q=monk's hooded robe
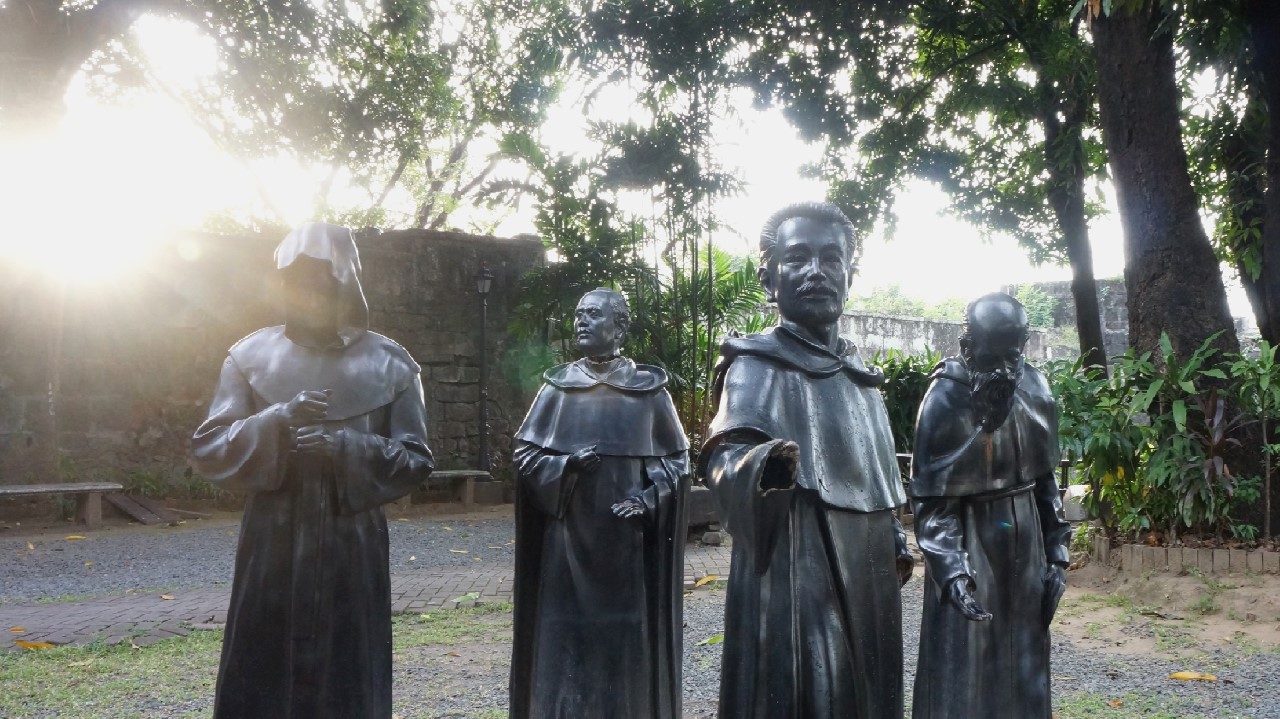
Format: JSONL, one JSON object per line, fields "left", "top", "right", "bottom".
{"left": 510, "top": 356, "right": 689, "bottom": 719}
{"left": 909, "top": 358, "right": 1070, "bottom": 719}
{"left": 192, "top": 223, "right": 434, "bottom": 719}
{"left": 700, "top": 325, "right": 908, "bottom": 719}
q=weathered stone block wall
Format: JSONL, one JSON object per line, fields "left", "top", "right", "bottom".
{"left": 838, "top": 311, "right": 1049, "bottom": 361}
{"left": 0, "top": 229, "right": 544, "bottom": 487}
{"left": 1009, "top": 279, "right": 1130, "bottom": 361}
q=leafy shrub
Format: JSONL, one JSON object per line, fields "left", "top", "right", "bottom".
{"left": 873, "top": 347, "right": 942, "bottom": 453}
{"left": 1048, "top": 331, "right": 1273, "bottom": 542}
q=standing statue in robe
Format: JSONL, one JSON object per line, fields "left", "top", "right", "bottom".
{"left": 192, "top": 223, "right": 434, "bottom": 719}
{"left": 510, "top": 288, "right": 690, "bottom": 719}
{"left": 701, "top": 202, "right": 912, "bottom": 719}
{"left": 909, "top": 292, "right": 1071, "bottom": 719}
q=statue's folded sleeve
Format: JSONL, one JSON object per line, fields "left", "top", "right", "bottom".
{"left": 191, "top": 357, "right": 290, "bottom": 493}
{"left": 334, "top": 376, "right": 435, "bottom": 515}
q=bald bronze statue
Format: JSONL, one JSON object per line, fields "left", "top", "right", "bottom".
{"left": 510, "top": 288, "right": 690, "bottom": 719}
{"left": 909, "top": 292, "right": 1070, "bottom": 719}
{"left": 701, "top": 202, "right": 911, "bottom": 718}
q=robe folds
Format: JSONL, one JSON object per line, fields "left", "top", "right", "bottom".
{"left": 192, "top": 333, "right": 433, "bottom": 717}
{"left": 909, "top": 358, "right": 1071, "bottom": 719}
{"left": 700, "top": 326, "right": 908, "bottom": 719}
{"left": 510, "top": 356, "right": 690, "bottom": 719}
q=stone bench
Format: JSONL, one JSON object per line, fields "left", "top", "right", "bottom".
{"left": 0, "top": 482, "right": 124, "bottom": 527}
{"left": 391, "top": 470, "right": 494, "bottom": 510}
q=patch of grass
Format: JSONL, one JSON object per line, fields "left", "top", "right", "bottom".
{"left": 1152, "top": 623, "right": 1200, "bottom": 653}
{"left": 1, "top": 604, "right": 518, "bottom": 719}
{"left": 0, "top": 629, "right": 222, "bottom": 719}
{"left": 1055, "top": 691, "right": 1203, "bottom": 718}
{"left": 393, "top": 602, "right": 513, "bottom": 650}
{"left": 1084, "top": 622, "right": 1104, "bottom": 640}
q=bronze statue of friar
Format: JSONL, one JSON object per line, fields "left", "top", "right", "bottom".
{"left": 909, "top": 291, "right": 1071, "bottom": 719}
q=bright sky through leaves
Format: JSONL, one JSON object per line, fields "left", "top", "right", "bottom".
{"left": 0, "top": 13, "right": 1251, "bottom": 319}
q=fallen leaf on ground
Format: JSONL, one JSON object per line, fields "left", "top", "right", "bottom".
{"left": 443, "top": 527, "right": 453, "bottom": 531}
{"left": 63, "top": 535, "right": 86, "bottom": 541}
{"left": 449, "top": 549, "right": 467, "bottom": 554}
{"left": 1169, "top": 671, "right": 1217, "bottom": 682}
{"left": 694, "top": 575, "right": 719, "bottom": 588}
{"left": 9, "top": 627, "right": 25, "bottom": 633}
{"left": 160, "top": 594, "right": 175, "bottom": 601}
{"left": 1108, "top": 699, "right": 1123, "bottom": 708}
{"left": 395, "top": 518, "right": 408, "bottom": 522}
{"left": 26, "top": 542, "right": 34, "bottom": 550}
{"left": 697, "top": 634, "right": 724, "bottom": 646}
{"left": 451, "top": 592, "right": 481, "bottom": 604}
{"left": 444, "top": 651, "right": 460, "bottom": 657}
{"left": 15, "top": 640, "right": 54, "bottom": 650}
{"left": 84, "top": 561, "right": 94, "bottom": 567}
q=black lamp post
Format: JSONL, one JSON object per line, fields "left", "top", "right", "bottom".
{"left": 473, "top": 264, "right": 494, "bottom": 473}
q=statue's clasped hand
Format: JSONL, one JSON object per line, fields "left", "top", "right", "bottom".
{"left": 611, "top": 496, "right": 647, "bottom": 521}
{"left": 284, "top": 389, "right": 331, "bottom": 427}
{"left": 947, "top": 576, "right": 993, "bottom": 622}
{"left": 284, "top": 390, "right": 336, "bottom": 457}
{"left": 567, "top": 445, "right": 601, "bottom": 475}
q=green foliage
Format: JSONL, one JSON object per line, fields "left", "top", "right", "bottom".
{"left": 1013, "top": 284, "right": 1058, "bottom": 328}
{"left": 873, "top": 348, "right": 942, "bottom": 452}
{"left": 847, "top": 286, "right": 967, "bottom": 322}
{"left": 1048, "top": 331, "right": 1272, "bottom": 541}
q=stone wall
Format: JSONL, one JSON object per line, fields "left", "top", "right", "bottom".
{"left": 1008, "top": 279, "right": 1130, "bottom": 361}
{"left": 0, "top": 229, "right": 545, "bottom": 488}
{"left": 837, "top": 311, "right": 1049, "bottom": 361}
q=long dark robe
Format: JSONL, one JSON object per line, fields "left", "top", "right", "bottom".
{"left": 909, "top": 359, "right": 1071, "bottom": 719}
{"left": 510, "top": 357, "right": 689, "bottom": 719}
{"left": 700, "top": 326, "right": 908, "bottom": 719}
{"left": 191, "top": 223, "right": 433, "bottom": 719}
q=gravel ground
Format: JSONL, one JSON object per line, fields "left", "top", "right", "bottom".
{"left": 0, "top": 508, "right": 516, "bottom": 604}
{"left": 4, "top": 511, "right": 1279, "bottom": 717}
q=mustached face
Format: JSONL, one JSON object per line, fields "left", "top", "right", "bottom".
{"left": 762, "top": 217, "right": 850, "bottom": 334}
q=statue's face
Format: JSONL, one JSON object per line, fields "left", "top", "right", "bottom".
{"left": 282, "top": 256, "right": 340, "bottom": 335}
{"left": 763, "top": 217, "right": 850, "bottom": 332}
{"left": 574, "top": 292, "right": 623, "bottom": 358}
{"left": 962, "top": 304, "right": 1027, "bottom": 432}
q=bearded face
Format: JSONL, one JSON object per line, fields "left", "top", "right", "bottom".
{"left": 969, "top": 364, "right": 1021, "bottom": 432}
{"left": 963, "top": 336, "right": 1025, "bottom": 433}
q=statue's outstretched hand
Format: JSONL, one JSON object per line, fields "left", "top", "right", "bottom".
{"left": 761, "top": 440, "right": 800, "bottom": 491}
{"left": 568, "top": 445, "right": 601, "bottom": 475}
{"left": 947, "top": 576, "right": 993, "bottom": 621}
{"left": 611, "top": 496, "right": 647, "bottom": 521}
{"left": 284, "top": 390, "right": 330, "bottom": 427}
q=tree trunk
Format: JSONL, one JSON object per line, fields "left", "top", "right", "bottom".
{"left": 1092, "top": 4, "right": 1239, "bottom": 360}
{"left": 1041, "top": 107, "right": 1108, "bottom": 373}
{"left": 1247, "top": 0, "right": 1280, "bottom": 348}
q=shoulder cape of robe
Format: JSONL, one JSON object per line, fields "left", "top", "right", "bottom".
{"left": 192, "top": 326, "right": 433, "bottom": 719}
{"left": 509, "top": 356, "right": 689, "bottom": 719}
{"left": 228, "top": 326, "right": 420, "bottom": 421}
{"left": 701, "top": 326, "right": 905, "bottom": 512}
{"left": 514, "top": 356, "right": 689, "bottom": 456}
{"left": 907, "top": 357, "right": 1070, "bottom": 719}
{"left": 909, "top": 358, "right": 1059, "bottom": 497}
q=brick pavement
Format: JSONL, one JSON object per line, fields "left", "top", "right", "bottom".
{"left": 1, "top": 544, "right": 732, "bottom": 651}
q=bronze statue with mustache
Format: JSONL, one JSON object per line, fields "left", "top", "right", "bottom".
{"left": 908, "top": 292, "right": 1071, "bottom": 719}
{"left": 701, "top": 202, "right": 911, "bottom": 719}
